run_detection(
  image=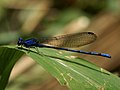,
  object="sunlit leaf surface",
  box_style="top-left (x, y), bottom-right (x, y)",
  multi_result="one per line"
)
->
top-left (0, 46), bottom-right (120, 90)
